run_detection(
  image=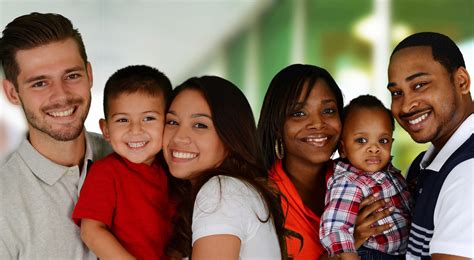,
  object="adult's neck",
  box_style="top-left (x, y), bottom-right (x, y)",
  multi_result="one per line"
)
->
top-left (28, 129), bottom-right (86, 168)
top-left (283, 157), bottom-right (329, 215)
